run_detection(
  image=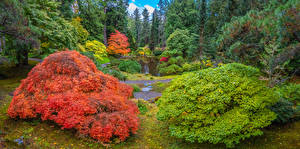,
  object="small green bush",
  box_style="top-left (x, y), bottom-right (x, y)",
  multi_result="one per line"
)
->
top-left (118, 60), bottom-right (142, 74)
top-left (130, 84), bottom-right (141, 92)
top-left (153, 50), bottom-right (164, 56)
top-left (97, 65), bottom-right (127, 81)
top-left (137, 100), bottom-right (148, 115)
top-left (110, 58), bottom-right (122, 66)
top-left (182, 63), bottom-right (193, 72)
top-left (157, 63), bottom-right (278, 147)
top-left (270, 83), bottom-right (300, 123)
top-left (276, 83), bottom-right (300, 103)
top-left (159, 64), bottom-right (183, 75)
top-left (270, 98), bottom-right (296, 123)
top-left (158, 55), bottom-right (186, 75)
